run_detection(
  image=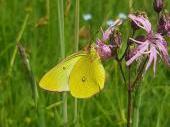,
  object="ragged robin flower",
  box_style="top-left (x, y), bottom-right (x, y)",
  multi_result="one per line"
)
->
top-left (127, 13), bottom-right (169, 74)
top-left (96, 39), bottom-right (113, 60)
top-left (96, 19), bottom-right (122, 60)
